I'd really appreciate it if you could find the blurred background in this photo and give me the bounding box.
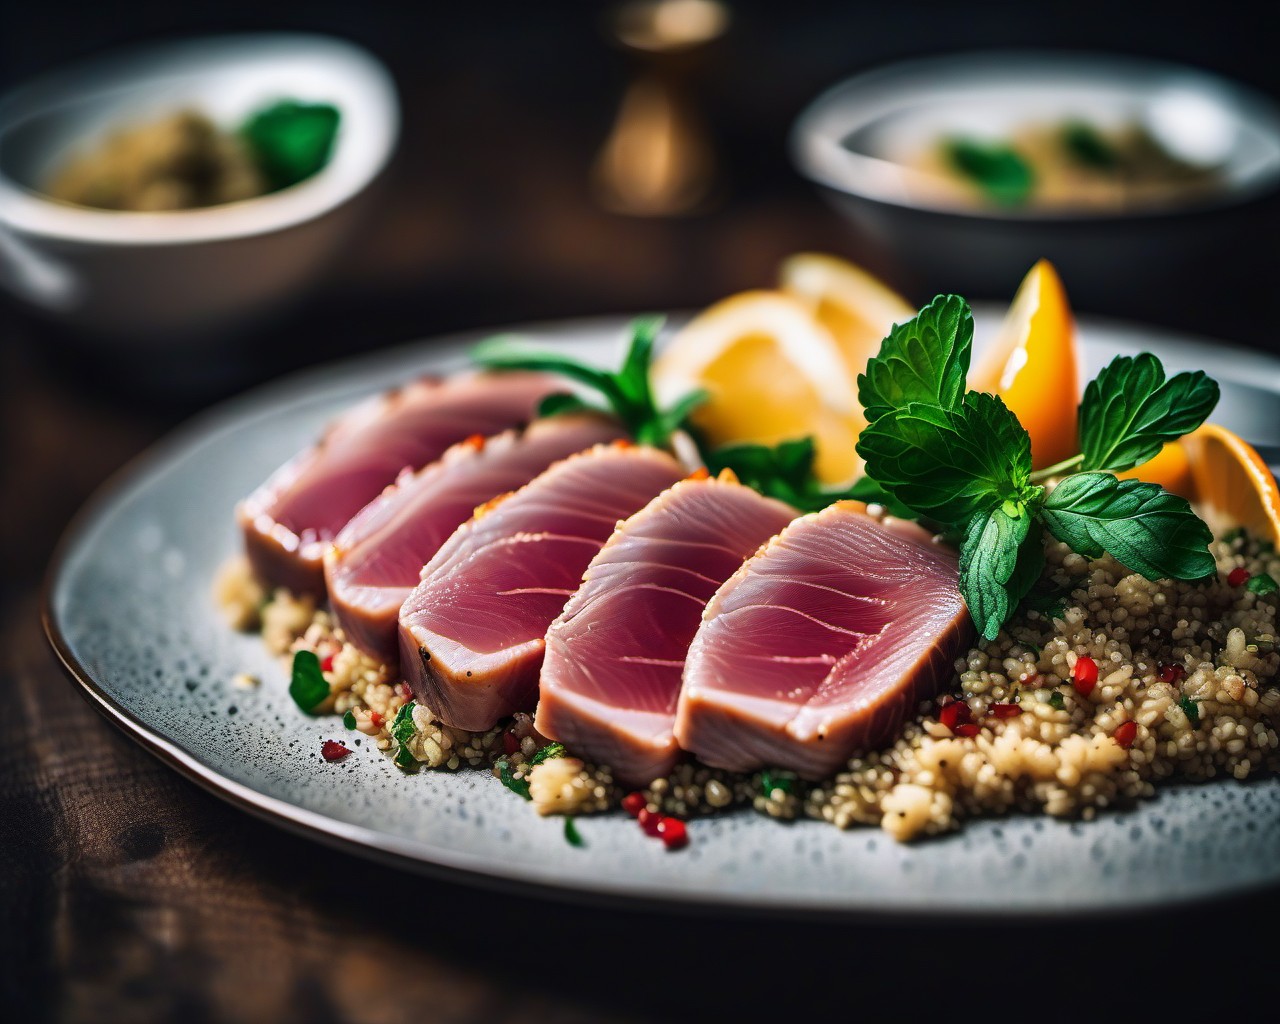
[5,4,1279,1020]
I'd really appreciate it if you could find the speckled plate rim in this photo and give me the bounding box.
[42,311,1280,921]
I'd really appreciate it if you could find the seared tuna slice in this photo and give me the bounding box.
[398,443,685,731]
[676,501,970,778]
[537,472,795,785]
[326,413,626,661]
[238,373,555,595]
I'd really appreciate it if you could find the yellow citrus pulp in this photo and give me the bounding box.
[969,259,1079,470]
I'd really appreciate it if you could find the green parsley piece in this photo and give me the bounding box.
[342,710,357,731]
[960,503,1043,641]
[856,294,973,425]
[1178,695,1202,727]
[563,817,585,847]
[1048,690,1066,711]
[497,758,532,800]
[1061,122,1119,169]
[760,769,795,797]
[1039,473,1216,581]
[473,317,706,447]
[943,138,1035,205]
[241,100,340,192]
[1246,573,1279,596]
[1077,354,1219,474]
[530,742,567,766]
[288,650,329,713]
[857,392,1038,527]
[390,702,417,746]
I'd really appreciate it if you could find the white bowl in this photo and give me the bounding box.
[0,33,399,342]
[790,51,1280,304]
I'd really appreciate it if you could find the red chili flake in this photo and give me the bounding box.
[638,807,663,837]
[1073,656,1099,696]
[1020,671,1040,686]
[321,740,351,762]
[319,651,336,673]
[1114,721,1138,749]
[989,702,1022,719]
[1158,663,1185,685]
[369,711,385,729]
[621,792,647,817]
[502,729,520,755]
[656,816,688,850]
[953,723,982,738]
[938,699,972,733]
[1228,567,1251,587]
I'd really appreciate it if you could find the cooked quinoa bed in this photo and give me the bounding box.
[215,528,1279,842]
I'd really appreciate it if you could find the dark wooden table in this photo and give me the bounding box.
[5,18,1280,1018]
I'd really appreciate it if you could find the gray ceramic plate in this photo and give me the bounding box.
[45,310,1280,918]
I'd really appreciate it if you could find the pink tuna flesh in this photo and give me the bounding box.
[325,413,626,661]
[238,372,557,596]
[537,473,795,785]
[398,444,685,731]
[676,501,971,779]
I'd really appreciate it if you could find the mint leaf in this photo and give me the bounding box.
[960,504,1043,641]
[288,650,329,713]
[707,438,819,508]
[943,138,1035,205]
[241,100,340,191]
[857,295,973,424]
[1178,696,1201,727]
[1023,579,1072,620]
[856,392,1035,527]
[342,710,357,730]
[1247,573,1278,596]
[1078,354,1219,473]
[843,475,920,520]
[474,318,704,446]
[537,392,596,419]
[1040,472,1215,580]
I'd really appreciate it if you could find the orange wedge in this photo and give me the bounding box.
[652,290,862,484]
[1117,441,1196,500]
[969,259,1079,469]
[779,252,915,376]
[1180,423,1280,546]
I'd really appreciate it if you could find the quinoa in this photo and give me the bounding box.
[218,529,1279,842]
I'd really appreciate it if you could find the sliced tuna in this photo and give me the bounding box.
[398,443,685,731]
[676,501,971,778]
[238,372,555,595]
[326,413,626,662]
[536,472,795,785]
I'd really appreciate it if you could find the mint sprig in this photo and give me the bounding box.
[855,294,1219,641]
[943,138,1035,206]
[289,650,329,713]
[1077,353,1219,473]
[474,316,706,447]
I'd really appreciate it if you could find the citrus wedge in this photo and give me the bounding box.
[1117,441,1196,500]
[779,252,915,374]
[1181,423,1280,547]
[969,259,1079,469]
[652,290,862,484]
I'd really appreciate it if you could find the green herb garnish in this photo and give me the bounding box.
[943,138,1035,205]
[497,758,532,800]
[343,709,357,730]
[241,100,340,191]
[288,650,329,713]
[1077,354,1219,474]
[1049,690,1066,711]
[1023,580,1071,620]
[1246,573,1279,596]
[530,742,567,766]
[855,295,1219,642]
[564,817,585,847]
[473,316,706,447]
[1178,695,1202,727]
[760,769,795,798]
[1061,122,1119,170]
[389,702,418,768]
